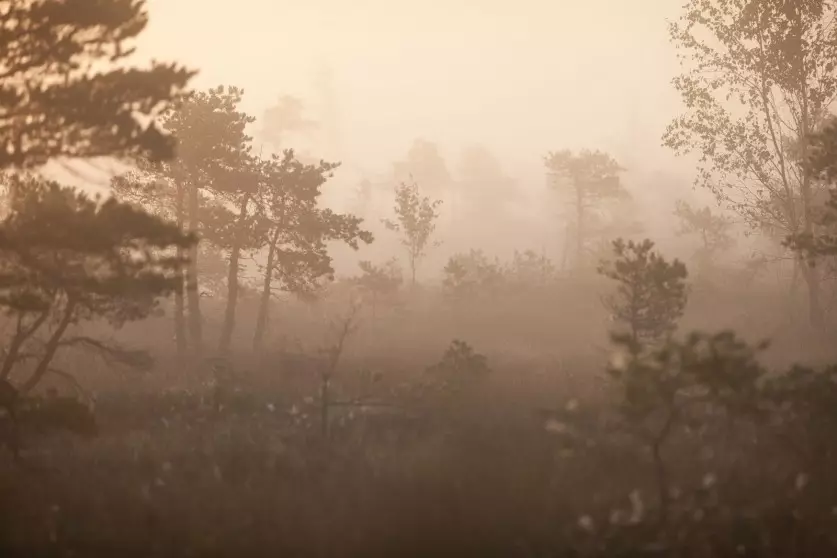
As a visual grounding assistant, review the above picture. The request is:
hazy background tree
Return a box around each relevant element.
[354,259,403,317]
[392,139,452,195]
[442,250,504,301]
[260,95,319,153]
[383,179,443,286]
[544,149,629,271]
[673,200,735,278]
[113,86,255,356]
[453,145,521,255]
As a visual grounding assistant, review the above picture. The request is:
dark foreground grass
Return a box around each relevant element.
[1,378,836,558]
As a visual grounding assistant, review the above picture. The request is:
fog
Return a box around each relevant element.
[6,1,837,555]
[128,0,703,274]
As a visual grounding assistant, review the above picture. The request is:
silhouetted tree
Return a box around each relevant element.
[113,86,256,356]
[251,150,372,352]
[607,330,767,524]
[383,179,442,286]
[663,0,837,327]
[0,0,194,169]
[545,150,629,270]
[599,239,689,345]
[425,340,490,402]
[0,177,194,392]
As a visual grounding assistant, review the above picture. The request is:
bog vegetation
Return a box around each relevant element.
[6,1,837,557]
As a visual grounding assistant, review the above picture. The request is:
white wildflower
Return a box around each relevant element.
[577,515,594,532]
[796,473,809,491]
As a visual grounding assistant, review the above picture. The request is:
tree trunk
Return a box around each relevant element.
[186,181,203,356]
[575,181,585,270]
[795,12,823,330]
[174,182,187,356]
[21,300,76,394]
[0,310,50,381]
[803,264,823,328]
[253,237,277,353]
[217,241,241,355]
[218,196,250,355]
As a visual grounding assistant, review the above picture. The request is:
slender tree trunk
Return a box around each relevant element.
[803,265,823,328]
[575,182,585,270]
[186,182,203,356]
[799,84,823,328]
[0,310,50,381]
[791,9,824,330]
[253,237,277,353]
[320,372,331,440]
[21,301,76,394]
[218,196,251,355]
[174,182,187,356]
[218,240,241,355]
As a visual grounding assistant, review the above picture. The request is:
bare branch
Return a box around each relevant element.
[58,336,153,370]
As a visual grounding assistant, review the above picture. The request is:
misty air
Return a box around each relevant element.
[2,0,837,556]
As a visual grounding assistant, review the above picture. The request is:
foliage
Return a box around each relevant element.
[112,85,261,355]
[662,0,837,232]
[786,188,837,261]
[606,330,768,522]
[673,200,735,273]
[383,179,442,285]
[599,239,689,344]
[260,95,318,149]
[662,0,837,326]
[113,85,259,224]
[251,150,372,351]
[456,144,518,212]
[0,0,195,169]
[0,177,195,392]
[256,150,373,298]
[788,119,837,261]
[425,340,490,396]
[354,258,403,311]
[392,139,452,193]
[442,249,504,299]
[506,249,557,288]
[544,149,629,269]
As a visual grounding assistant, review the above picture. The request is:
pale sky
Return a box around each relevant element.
[136,0,691,179]
[86,0,712,272]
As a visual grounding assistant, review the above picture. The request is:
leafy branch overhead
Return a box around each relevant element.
[0,177,195,392]
[662,0,837,326]
[0,0,195,169]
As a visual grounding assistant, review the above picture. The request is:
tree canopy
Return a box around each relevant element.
[0,0,195,169]
[0,175,195,391]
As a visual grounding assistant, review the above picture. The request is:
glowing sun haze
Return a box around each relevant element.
[135,0,689,178]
